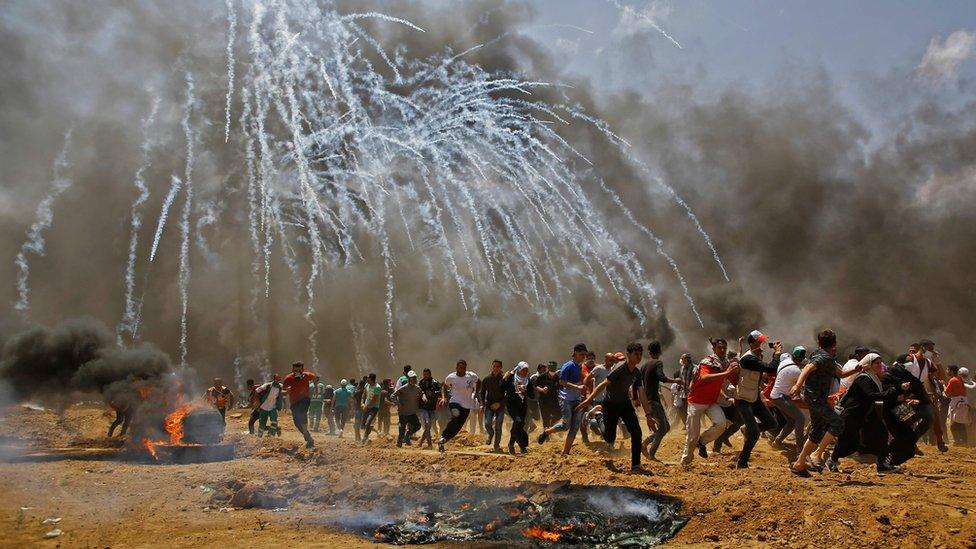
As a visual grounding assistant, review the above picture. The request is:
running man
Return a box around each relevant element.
[577,342,647,471]
[418,368,441,448]
[255,374,284,437]
[640,341,684,462]
[360,373,383,444]
[206,378,235,424]
[282,361,317,448]
[393,371,423,447]
[436,360,479,453]
[480,360,507,452]
[537,343,588,456]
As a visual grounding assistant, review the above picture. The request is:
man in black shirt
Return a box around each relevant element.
[480,360,507,452]
[577,342,646,472]
[639,341,683,461]
[418,368,440,448]
[789,329,861,476]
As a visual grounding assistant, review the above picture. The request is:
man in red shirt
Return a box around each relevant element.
[282,361,317,448]
[681,339,739,466]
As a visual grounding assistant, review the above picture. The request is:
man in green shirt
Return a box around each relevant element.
[360,373,383,445]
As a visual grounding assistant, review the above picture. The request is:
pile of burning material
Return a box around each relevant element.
[359,481,686,547]
[140,402,233,464]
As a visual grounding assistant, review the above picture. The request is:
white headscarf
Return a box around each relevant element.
[513,361,531,394]
[857,353,883,391]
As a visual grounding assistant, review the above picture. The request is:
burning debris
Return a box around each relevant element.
[356,482,686,547]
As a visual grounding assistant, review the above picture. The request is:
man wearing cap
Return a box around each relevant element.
[282,361,317,448]
[770,346,808,448]
[731,331,781,469]
[393,371,423,448]
[537,343,589,456]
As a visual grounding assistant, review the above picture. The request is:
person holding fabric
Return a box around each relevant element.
[502,361,535,454]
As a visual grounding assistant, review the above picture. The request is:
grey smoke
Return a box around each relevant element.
[0,0,973,390]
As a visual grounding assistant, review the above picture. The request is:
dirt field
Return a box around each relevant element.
[0,403,974,548]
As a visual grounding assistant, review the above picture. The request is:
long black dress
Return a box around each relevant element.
[831,373,901,463]
[502,374,535,451]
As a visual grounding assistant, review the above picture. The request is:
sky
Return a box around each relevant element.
[521,1,975,111]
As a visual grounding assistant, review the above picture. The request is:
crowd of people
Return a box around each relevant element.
[144,328,976,477]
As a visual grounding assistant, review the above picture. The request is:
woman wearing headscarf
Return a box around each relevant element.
[502,361,535,454]
[828,353,909,474]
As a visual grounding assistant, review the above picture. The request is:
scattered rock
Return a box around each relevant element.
[44,529,63,538]
[757,533,767,542]
[42,517,61,525]
[876,514,891,526]
[703,534,719,542]
[228,484,288,509]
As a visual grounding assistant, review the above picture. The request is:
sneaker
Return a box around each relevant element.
[493,445,502,453]
[825,458,840,473]
[305,440,314,449]
[397,440,403,448]
[520,447,528,454]
[938,441,949,453]
[437,439,446,453]
[914,446,924,456]
[508,444,516,455]
[537,432,550,444]
[486,435,493,445]
[877,462,897,474]
[697,443,708,458]
[630,464,646,473]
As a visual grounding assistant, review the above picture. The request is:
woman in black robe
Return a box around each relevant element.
[502,362,535,454]
[828,353,909,473]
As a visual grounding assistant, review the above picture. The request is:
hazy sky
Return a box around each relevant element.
[526,0,975,90]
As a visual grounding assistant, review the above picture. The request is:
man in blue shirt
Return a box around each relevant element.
[537,343,588,455]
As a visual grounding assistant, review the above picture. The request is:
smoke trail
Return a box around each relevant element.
[224,0,237,143]
[605,0,682,49]
[178,72,195,367]
[149,176,182,262]
[118,97,161,344]
[14,127,74,314]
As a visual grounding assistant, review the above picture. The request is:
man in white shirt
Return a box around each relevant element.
[840,347,870,390]
[436,359,479,453]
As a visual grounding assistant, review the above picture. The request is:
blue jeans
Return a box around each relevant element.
[553,399,582,439]
[484,405,505,447]
[419,409,436,446]
[644,400,671,458]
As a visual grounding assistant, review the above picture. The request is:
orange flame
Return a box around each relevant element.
[142,439,158,460]
[522,525,561,542]
[508,508,522,518]
[484,521,499,533]
[459,502,471,511]
[165,404,192,445]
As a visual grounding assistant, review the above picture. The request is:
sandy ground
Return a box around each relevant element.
[0,403,974,548]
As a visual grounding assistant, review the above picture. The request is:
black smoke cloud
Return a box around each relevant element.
[0,317,173,408]
[0,0,973,386]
